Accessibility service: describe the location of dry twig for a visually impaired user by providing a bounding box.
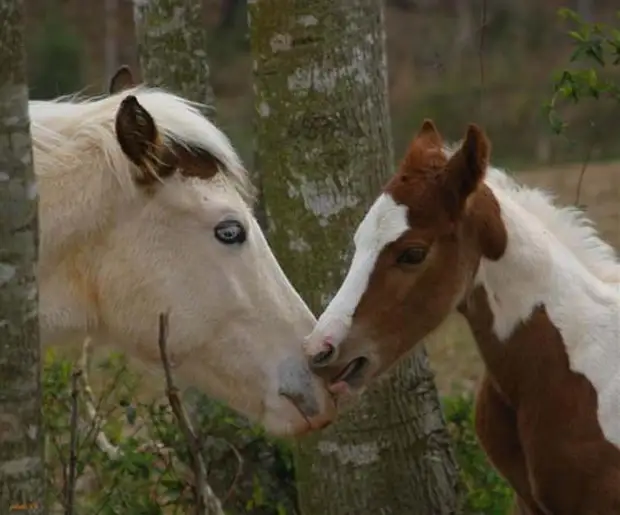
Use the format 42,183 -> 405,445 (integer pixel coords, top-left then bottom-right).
221,440 -> 244,505
574,124 -> 598,207
64,369 -> 82,515
157,312 -> 225,515
79,337 -> 121,459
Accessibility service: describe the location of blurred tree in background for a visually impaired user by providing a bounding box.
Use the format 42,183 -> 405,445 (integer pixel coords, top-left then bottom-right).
133,0 -> 215,108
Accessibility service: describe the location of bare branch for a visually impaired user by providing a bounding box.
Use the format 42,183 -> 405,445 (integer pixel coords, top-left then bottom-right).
574,123 -> 598,207
64,369 -> 82,515
222,440 -> 244,505
157,312 -> 225,515
79,337 -> 121,459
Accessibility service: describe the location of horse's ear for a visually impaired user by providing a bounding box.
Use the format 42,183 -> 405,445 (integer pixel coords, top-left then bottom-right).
109,65 -> 137,95
115,95 -> 158,167
416,118 -> 443,147
444,123 -> 490,216
115,95 -> 220,184
115,95 -> 175,184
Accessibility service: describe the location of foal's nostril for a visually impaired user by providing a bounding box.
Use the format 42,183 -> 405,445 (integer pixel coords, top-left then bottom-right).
311,342 -> 335,367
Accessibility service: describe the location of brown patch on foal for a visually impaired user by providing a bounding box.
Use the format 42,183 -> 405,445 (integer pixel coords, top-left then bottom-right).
115,95 -> 220,186
461,288 -> 620,513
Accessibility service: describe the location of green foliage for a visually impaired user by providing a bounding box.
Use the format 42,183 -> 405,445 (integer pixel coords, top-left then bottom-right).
43,348 -> 512,514
545,8 -> 620,134
42,349 -> 298,514
443,394 -> 513,515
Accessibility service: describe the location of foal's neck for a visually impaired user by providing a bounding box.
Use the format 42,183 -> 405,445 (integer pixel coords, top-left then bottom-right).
467,187 -> 603,343
458,188 -> 618,409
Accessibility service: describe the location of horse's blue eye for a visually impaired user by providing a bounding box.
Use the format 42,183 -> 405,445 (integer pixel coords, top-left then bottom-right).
215,220 -> 246,245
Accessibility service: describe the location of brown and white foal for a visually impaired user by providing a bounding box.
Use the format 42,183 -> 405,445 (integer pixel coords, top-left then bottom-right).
305,120 -> 620,514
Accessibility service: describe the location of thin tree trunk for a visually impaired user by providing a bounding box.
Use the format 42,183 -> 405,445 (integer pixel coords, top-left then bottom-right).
0,0 -> 46,513
133,0 -> 215,108
249,2 -> 461,514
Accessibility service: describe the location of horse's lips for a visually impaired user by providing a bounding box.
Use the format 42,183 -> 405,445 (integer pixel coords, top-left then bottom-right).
329,356 -> 369,395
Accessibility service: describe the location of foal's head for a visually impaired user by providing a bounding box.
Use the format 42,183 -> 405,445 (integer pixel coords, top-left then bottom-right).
36,71 -> 336,436
305,120 -> 507,393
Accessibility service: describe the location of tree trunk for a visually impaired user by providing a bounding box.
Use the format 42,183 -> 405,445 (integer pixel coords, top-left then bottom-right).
0,0 -> 46,513
249,2 -> 461,514
133,0 -> 215,107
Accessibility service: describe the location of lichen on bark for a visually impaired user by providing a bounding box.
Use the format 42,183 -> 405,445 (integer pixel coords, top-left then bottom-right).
249,1 -> 461,513
0,0 -> 46,512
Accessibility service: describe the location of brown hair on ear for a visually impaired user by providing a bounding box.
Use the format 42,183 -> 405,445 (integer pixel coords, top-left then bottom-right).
109,65 -> 137,95
172,145 -> 221,181
115,95 -> 223,185
115,95 -> 176,185
444,124 -> 490,218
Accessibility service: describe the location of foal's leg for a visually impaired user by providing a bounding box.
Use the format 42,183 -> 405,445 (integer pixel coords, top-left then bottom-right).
474,375 -> 546,515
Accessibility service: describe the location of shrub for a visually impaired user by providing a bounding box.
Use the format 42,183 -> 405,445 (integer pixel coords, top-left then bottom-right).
42,347 -> 297,514
443,393 -> 513,515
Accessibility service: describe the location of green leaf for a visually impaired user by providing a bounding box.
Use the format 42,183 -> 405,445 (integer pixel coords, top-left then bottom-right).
568,30 -> 585,42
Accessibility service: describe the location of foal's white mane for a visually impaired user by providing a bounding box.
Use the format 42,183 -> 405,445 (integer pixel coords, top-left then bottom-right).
30,86 -> 253,202
444,145 -> 620,284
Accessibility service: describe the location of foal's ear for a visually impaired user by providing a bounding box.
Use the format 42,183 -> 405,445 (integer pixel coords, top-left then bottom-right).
109,65 -> 137,95
444,124 -> 490,215
115,95 -> 173,184
416,118 -> 443,147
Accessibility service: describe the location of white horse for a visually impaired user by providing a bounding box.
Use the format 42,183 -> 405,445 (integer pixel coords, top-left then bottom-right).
33,68 -> 335,437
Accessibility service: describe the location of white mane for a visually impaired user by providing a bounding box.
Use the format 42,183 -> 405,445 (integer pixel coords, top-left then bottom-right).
444,145 -> 619,284
30,86 -> 253,202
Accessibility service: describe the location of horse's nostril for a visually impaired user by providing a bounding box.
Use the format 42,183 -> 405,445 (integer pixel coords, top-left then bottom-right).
311,342 -> 335,367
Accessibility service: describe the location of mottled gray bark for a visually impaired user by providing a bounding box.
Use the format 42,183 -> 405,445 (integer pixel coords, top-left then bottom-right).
249,1 -> 461,514
133,0 -> 215,108
0,0 -> 46,513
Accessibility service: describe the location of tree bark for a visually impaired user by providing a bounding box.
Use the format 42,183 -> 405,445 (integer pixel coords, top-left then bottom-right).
0,0 -> 46,513
249,1 -> 461,514
133,0 -> 215,108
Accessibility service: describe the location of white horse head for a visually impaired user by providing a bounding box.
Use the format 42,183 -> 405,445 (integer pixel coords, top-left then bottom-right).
33,69 -> 335,436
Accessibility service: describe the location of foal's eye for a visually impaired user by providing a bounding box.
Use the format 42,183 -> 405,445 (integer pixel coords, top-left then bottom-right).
396,247 -> 427,265
214,220 -> 246,245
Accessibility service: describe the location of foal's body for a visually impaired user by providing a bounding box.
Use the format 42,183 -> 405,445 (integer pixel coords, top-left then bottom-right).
304,120 -> 620,513
467,174 -> 620,514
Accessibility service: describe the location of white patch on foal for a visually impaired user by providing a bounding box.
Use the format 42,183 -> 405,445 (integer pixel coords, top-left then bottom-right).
309,194 -> 408,351
477,167 -> 620,447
